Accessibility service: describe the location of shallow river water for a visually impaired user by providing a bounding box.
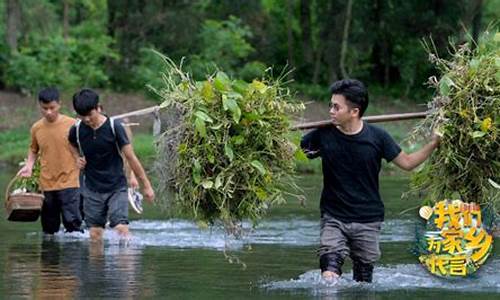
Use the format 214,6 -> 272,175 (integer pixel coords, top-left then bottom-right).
0,170 -> 498,299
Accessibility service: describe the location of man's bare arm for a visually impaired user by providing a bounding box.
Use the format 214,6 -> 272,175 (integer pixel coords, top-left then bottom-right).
121,144 -> 155,202
392,135 -> 440,171
17,151 -> 38,177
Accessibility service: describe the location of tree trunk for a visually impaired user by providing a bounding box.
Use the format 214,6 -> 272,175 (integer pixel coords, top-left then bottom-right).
63,0 -> 70,40
471,0 -> 483,48
371,0 -> 390,87
108,0 -> 116,38
6,0 -> 21,53
312,47 -> 324,84
286,0 -> 295,71
339,0 -> 353,79
300,0 -> 312,65
312,1 -> 340,84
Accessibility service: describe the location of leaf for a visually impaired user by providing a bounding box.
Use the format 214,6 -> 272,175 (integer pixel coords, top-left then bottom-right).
250,160 -> 266,175
439,76 -> 454,96
201,180 -> 214,189
210,124 -> 224,130
213,78 -> 227,92
216,71 -> 230,82
228,91 -> 243,100
243,112 -> 261,121
469,59 -> 480,70
214,174 -> 223,189
232,107 -> 242,123
233,80 -> 249,95
231,135 -> 245,145
224,143 -> 234,161
195,118 -> 207,137
201,81 -> 215,102
193,160 -> 202,184
294,149 -> 308,161
251,80 -> 268,93
222,96 -> 242,123
214,71 -> 231,92
194,111 -> 213,123
471,131 -> 486,138
222,94 -> 229,111
488,179 -> 500,189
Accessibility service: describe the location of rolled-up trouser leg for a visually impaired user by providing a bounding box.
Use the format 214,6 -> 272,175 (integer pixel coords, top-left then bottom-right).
318,213 -> 350,275
320,252 -> 345,275
352,260 -> 374,282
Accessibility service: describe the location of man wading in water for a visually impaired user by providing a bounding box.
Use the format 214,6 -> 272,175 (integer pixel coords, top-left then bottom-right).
17,88 -> 83,235
301,79 -> 440,283
69,89 -> 154,242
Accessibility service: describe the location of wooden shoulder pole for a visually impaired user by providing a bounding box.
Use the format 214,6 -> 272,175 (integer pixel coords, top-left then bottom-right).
113,105 -> 161,120
291,111 -> 428,131
111,105 -> 427,131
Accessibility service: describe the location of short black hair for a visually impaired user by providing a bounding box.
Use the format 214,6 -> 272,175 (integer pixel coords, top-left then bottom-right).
72,88 -> 100,116
38,87 -> 60,104
329,79 -> 369,117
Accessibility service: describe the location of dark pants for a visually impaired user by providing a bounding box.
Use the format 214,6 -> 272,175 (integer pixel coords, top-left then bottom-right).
41,188 -> 82,234
319,213 -> 381,282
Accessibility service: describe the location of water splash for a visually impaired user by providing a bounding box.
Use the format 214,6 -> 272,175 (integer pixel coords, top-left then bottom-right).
28,218 -> 425,249
262,260 -> 500,294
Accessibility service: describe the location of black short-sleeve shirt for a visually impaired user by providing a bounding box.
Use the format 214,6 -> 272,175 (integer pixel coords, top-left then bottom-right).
300,122 -> 401,223
69,117 -> 130,193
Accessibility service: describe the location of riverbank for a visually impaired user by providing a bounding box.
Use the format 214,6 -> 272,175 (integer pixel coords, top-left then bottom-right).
0,89 -> 425,172
0,90 -> 158,164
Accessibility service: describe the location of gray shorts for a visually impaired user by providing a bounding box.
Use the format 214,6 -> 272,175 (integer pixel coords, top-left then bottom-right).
319,213 -> 382,264
83,187 -> 129,228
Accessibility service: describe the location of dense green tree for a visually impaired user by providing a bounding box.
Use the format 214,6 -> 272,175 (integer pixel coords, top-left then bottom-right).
0,0 -> 497,100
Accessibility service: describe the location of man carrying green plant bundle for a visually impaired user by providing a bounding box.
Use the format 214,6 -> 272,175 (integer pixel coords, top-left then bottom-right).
17,87 -> 83,235
68,89 -> 154,242
301,79 -> 440,283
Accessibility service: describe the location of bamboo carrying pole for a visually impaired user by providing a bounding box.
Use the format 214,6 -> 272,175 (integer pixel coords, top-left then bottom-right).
113,105 -> 161,120
291,111 -> 428,130
111,105 -> 428,130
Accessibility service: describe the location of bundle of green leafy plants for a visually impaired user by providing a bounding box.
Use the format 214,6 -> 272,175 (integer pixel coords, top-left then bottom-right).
408,31 -> 499,208
151,54 -> 304,234
12,160 -> 41,193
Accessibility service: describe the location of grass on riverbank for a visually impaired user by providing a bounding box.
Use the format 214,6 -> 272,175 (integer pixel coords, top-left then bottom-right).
0,128 -> 156,166
0,119 -> 424,177
0,127 -> 30,163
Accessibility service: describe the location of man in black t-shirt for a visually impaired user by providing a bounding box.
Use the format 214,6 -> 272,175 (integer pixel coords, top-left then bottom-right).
68,89 -> 155,242
301,79 -> 439,283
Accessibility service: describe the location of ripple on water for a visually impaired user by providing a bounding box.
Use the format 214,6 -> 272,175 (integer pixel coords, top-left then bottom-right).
262,260 -> 500,294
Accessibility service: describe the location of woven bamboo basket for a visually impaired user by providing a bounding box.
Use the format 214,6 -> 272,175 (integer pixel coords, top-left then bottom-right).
4,177 -> 44,222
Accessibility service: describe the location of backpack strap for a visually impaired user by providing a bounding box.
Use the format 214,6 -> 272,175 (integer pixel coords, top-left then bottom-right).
75,119 -> 84,157
109,117 -> 123,155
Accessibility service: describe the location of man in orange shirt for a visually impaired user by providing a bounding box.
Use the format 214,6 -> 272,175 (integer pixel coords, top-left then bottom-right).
17,88 -> 82,234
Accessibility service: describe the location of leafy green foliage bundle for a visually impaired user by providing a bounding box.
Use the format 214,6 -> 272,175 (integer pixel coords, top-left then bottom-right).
152,54 -> 304,234
409,31 -> 499,207
13,160 -> 41,193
